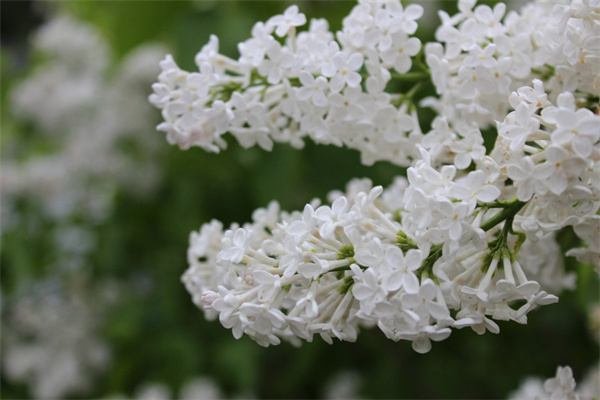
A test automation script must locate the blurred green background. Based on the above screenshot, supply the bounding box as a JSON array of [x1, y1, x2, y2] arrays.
[[1, 1, 598, 399]]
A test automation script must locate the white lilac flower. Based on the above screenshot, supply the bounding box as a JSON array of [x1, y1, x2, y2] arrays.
[[322, 370, 362, 400], [542, 92, 600, 158], [258, 42, 296, 84], [351, 266, 388, 315], [329, 52, 364, 92], [297, 72, 330, 107], [380, 33, 421, 74], [2, 15, 166, 284], [381, 247, 422, 294], [424, 0, 600, 131], [268, 5, 307, 38], [165, 0, 599, 353], [567, 216, 600, 270], [3, 277, 114, 399], [179, 377, 224, 400], [149, 0, 426, 167], [180, 155, 582, 350], [508, 365, 599, 400]]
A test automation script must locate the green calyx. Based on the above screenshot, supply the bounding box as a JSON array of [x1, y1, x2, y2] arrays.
[[337, 275, 354, 295], [209, 69, 269, 104], [481, 199, 528, 273], [417, 244, 442, 285], [337, 244, 355, 262], [531, 64, 555, 81], [397, 230, 418, 253]]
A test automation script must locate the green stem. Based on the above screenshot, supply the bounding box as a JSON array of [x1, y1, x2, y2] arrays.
[[418, 199, 528, 281], [417, 243, 442, 284], [391, 76, 430, 109], [390, 72, 430, 81], [413, 46, 430, 74], [480, 200, 527, 232], [406, 80, 427, 98]]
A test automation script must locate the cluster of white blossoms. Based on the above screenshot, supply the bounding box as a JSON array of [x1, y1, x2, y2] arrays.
[[158, 0, 600, 352], [509, 365, 599, 400], [420, 0, 600, 170], [322, 370, 362, 400], [106, 377, 224, 400], [182, 174, 575, 351], [425, 0, 600, 129], [1, 15, 169, 399], [2, 15, 168, 275], [3, 15, 166, 229], [2, 275, 116, 399], [109, 371, 359, 400], [150, 1, 427, 166]]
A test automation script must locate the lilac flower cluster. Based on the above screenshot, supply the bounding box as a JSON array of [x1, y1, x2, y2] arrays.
[[152, 0, 600, 351]]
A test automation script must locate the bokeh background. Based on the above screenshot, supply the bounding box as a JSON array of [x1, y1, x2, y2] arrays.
[[1, 1, 598, 399]]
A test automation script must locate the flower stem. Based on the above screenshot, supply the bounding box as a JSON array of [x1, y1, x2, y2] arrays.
[[480, 200, 527, 232], [390, 72, 430, 81]]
